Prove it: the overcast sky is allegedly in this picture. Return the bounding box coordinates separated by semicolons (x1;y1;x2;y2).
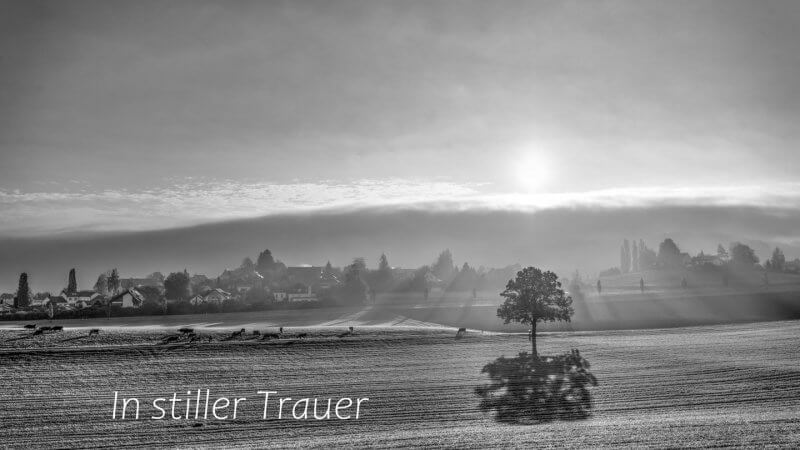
1;1;800;289
2;0;799;235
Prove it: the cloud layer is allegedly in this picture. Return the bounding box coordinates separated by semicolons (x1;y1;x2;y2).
3;180;800;237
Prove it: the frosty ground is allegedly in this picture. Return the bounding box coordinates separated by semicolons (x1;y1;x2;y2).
1;318;799;448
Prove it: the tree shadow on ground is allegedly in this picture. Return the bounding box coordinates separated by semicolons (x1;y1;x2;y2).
475;349;598;424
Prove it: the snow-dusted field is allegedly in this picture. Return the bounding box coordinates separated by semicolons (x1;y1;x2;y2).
1;320;799;448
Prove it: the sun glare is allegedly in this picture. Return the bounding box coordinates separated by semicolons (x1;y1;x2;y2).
514;150;553;192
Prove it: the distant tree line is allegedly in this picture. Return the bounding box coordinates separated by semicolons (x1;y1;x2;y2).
608;237;797;276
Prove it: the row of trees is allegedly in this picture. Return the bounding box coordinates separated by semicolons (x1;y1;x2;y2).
619;239;657;273
617;237;793;274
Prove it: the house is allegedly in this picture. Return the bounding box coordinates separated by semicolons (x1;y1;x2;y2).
391;268;417;283
190;288;232;305
62;290;104;309
273;285;318;302
38;295;70;312
692;252;725;267
0;293;15;306
205;288;231;303
109;288;145;308
29;296;47;307
45;295;69;307
785;258;800;274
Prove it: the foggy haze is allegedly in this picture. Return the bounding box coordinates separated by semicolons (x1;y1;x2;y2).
2;204;798;293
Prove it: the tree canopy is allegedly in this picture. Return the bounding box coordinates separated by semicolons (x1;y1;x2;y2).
340;259;368;304
107;268;120;295
497;267;573;357
164;271;191;301
770;247;786;272
15;272;30;308
657;238;682;268
256;249;275;273
67;268;77;294
730;242;759;268
432;249;455;281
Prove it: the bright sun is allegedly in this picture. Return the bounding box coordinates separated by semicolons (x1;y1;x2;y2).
514;151;553;192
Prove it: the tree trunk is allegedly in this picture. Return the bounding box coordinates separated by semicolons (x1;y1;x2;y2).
531;321;538;359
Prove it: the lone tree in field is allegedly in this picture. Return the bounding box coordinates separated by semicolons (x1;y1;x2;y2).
497;267;573;358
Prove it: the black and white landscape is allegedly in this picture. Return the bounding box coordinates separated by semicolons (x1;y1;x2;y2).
2;1;800;448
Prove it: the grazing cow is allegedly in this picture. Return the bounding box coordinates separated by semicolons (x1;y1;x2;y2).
88;328;100;336
252;330;260;336
455;327;467;339
178;327;194;334
52;326;63;331
33;328;45;335
39;326;52;332
262;333;281;340
23;324;36;330
296;333;308;339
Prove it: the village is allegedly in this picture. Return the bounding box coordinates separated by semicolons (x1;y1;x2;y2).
0;260;345;318
0;248;513;320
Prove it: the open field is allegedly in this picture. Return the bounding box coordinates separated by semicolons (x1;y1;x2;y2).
1;320;799;448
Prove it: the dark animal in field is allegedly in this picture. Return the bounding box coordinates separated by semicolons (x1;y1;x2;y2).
33;328;45;335
296;333;308;339
279;327;283;334
178;327;194;334
39;326;52;332
262;333;281;340
23;324;36;329
230;328;246;339
88;328;100;336
52;326;63;331
455;327;467;339
252;330;260;336
349;326;354;333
